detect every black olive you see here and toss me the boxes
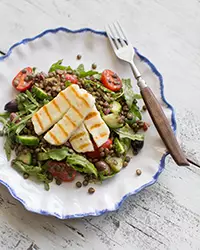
[95,161,111,175]
[4,99,19,112]
[131,140,144,155]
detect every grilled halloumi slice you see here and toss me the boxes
[69,124,94,152]
[44,88,95,145]
[32,84,92,135]
[84,106,110,147]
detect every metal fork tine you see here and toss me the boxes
[105,25,117,51]
[113,22,126,47]
[116,21,129,45]
[108,24,121,49]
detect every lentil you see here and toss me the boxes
[56,178,62,185]
[142,105,147,111]
[123,161,128,167]
[88,187,95,194]
[127,113,133,120]
[92,63,97,70]
[84,175,89,181]
[76,181,82,188]
[103,102,109,108]
[23,173,29,179]
[100,151,105,157]
[92,158,98,163]
[133,99,137,104]
[83,180,88,186]
[125,156,131,162]
[47,172,53,181]
[104,148,109,156]
[77,54,82,60]
[136,169,142,176]
[99,147,104,152]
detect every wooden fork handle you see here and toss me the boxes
[140,86,189,166]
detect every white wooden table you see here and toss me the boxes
[0,0,200,249]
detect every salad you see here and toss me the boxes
[0,59,148,192]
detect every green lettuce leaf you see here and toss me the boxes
[12,160,42,174]
[99,172,117,181]
[130,103,142,120]
[48,59,72,72]
[133,94,142,99]
[0,112,10,119]
[76,64,98,77]
[47,148,70,161]
[4,137,12,160]
[12,160,50,190]
[122,79,134,108]
[66,154,98,177]
[114,124,144,141]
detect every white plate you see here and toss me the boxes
[0,27,176,219]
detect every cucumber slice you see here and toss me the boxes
[37,152,49,161]
[110,101,122,113]
[105,156,123,173]
[103,113,123,129]
[120,138,131,153]
[114,137,125,154]
[32,86,49,100]
[17,152,32,165]
[16,135,39,146]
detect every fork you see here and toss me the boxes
[105,22,189,166]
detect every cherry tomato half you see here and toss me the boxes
[47,161,76,182]
[101,69,122,92]
[65,74,78,84]
[86,139,113,159]
[143,122,150,131]
[12,67,33,92]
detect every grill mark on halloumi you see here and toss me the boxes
[34,113,44,130]
[60,91,71,106]
[57,123,68,137]
[52,99,61,113]
[94,132,108,141]
[79,143,91,150]
[61,88,83,119]
[85,112,98,120]
[71,105,83,119]
[71,86,90,108]
[48,131,60,144]
[64,114,76,128]
[70,131,86,142]
[90,122,104,130]
[43,106,53,122]
[69,124,94,152]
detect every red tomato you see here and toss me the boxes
[65,74,78,84]
[12,67,32,92]
[101,70,122,92]
[47,161,76,182]
[86,139,113,159]
[86,142,100,159]
[102,139,112,149]
[143,122,150,131]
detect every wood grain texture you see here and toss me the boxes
[0,0,200,249]
[141,86,189,166]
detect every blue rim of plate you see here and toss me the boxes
[0,27,176,219]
